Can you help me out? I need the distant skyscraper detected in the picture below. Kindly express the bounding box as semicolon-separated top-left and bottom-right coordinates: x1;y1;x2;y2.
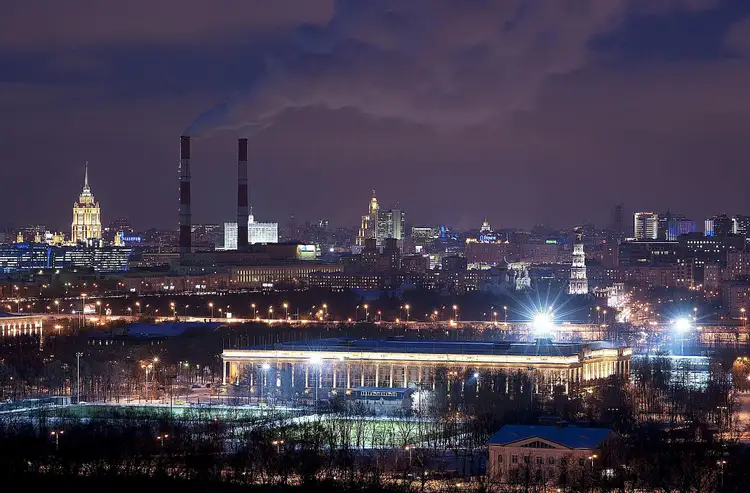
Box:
223;222;238;250
223;212;278;250
658;211;696;241
356;190;379;246
705;214;733;237
666;217;696;240
71;163;102;244
611;204;624;235
248;212;278;244
377;208;405;244
568;228;588;295
732;215;750;238
633;212;658;240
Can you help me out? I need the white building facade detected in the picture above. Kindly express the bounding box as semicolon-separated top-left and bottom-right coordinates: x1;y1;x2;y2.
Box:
223;215;278;250
568;228;588;295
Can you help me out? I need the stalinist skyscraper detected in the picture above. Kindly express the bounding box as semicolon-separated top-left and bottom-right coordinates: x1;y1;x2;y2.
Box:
356;190;379;246
568;228;588;295
71;163;102;244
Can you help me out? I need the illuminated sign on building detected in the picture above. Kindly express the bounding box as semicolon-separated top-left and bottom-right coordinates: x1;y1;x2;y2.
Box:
358;391;400;398
296;244;317;260
118;232;142;244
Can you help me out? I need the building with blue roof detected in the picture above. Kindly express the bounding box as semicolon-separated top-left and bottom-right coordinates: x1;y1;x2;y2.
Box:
487;424;616;484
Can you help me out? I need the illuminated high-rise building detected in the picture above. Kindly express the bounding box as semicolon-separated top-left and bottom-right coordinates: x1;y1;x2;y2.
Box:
377;208;405;244
222;211;278;250
71;163;102;244
705;214;733;237
568;228;588;295
248;211;278;244
633;212;658;240
733;215;750;238
356;190;379;246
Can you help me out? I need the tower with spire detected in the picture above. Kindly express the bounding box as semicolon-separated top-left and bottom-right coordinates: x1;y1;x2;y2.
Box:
568;227;588;295
71;162;102;244
356;189;379;247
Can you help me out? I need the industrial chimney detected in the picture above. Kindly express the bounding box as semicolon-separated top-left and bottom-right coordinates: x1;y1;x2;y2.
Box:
237;138;249;250
179;135;192;254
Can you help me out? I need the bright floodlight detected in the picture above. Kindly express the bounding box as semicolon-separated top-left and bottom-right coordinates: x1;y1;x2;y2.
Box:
261;363;270;371
309;354;322;365
532;312;554;337
473;372;480;379
674;318;692;333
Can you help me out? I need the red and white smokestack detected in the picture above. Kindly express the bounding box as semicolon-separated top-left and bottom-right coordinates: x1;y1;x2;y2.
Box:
179;135;192;254
237;138;249;250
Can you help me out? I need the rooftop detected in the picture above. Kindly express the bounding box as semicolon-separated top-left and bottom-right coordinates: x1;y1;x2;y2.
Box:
488;424;613;449
243;337;620;358
0;311;40;319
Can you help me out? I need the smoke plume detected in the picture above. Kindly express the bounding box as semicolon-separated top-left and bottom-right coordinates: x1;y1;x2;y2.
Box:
186;0;628;136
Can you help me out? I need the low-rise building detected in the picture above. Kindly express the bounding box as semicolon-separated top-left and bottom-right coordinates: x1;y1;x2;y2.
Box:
487;424;616;485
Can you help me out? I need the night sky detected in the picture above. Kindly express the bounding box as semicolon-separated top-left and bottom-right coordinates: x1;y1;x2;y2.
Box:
2;0;750;231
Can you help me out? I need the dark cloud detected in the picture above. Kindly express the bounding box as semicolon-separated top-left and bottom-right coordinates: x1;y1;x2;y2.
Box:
1;0;749;231
1;1;334;48
725;16;750;55
186;0;626;135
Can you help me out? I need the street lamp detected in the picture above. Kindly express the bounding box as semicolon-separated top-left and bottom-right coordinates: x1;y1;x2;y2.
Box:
184;304;189;317
170;302;176;318
54;299;60;314
157;433;169;448
363;304;369;321
322;303;328;319
268;306;274;320
377;310;382;321
504;306;508;325
135;301;141;315
80;293;87;327
405;304;411;322
76;352;83;403
50;430;64;451
452;304;458;321
142;362;154;402
532;311;555;338
674;317;693;355
209;302;214;319
589;453;598;468
251;303;257;318
283;302;289;320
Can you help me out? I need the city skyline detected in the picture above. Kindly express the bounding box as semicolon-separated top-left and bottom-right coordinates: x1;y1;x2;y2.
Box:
2;1;750;230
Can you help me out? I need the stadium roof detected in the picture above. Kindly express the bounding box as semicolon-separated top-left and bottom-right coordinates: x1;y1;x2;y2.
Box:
0;311;37;318
488;425;613;449
250;337;618;358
